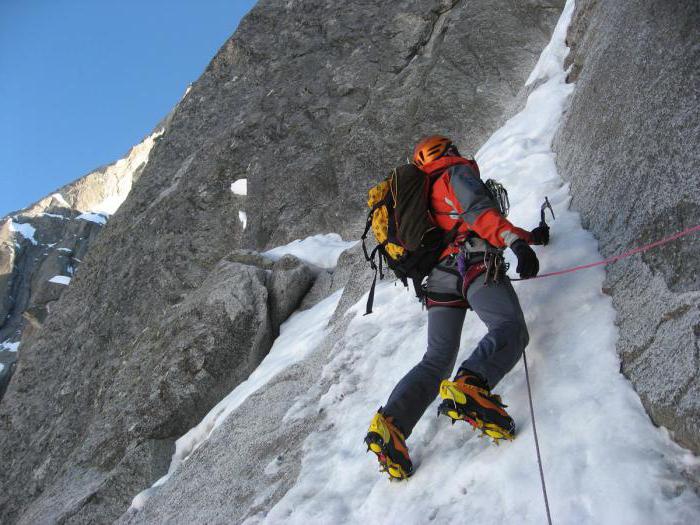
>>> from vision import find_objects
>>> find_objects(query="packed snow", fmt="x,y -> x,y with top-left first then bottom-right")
90,196 -> 123,216
76,212 -> 107,225
50,193 -> 71,208
130,288 -> 344,511
239,210 -> 248,229
0,341 -> 19,352
263,233 -> 358,269
247,2 -> 700,523
231,178 -> 248,195
48,276 -> 71,285
8,219 -> 38,245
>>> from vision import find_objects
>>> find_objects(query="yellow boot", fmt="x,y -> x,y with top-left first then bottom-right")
438,369 -> 515,443
364,409 -> 414,480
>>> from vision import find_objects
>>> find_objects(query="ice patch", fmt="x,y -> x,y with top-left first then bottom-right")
91,195 -> 125,216
130,289 -> 344,511
231,179 -> 248,195
526,0 -> 576,86
263,233 -> 357,269
76,212 -> 107,225
238,211 -> 247,229
48,276 -> 71,285
51,193 -> 71,208
0,341 -> 20,352
8,219 -> 37,245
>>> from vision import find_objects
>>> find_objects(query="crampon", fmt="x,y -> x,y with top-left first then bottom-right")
364,411 -> 414,480
437,377 -> 515,444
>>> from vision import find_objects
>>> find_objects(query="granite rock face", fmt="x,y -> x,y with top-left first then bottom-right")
554,0 -> 700,452
0,131 -> 162,400
267,254 -> 316,331
0,213 -> 103,397
0,250 -> 314,524
147,0 -> 563,251
1,0 -> 564,523
119,245 -> 375,525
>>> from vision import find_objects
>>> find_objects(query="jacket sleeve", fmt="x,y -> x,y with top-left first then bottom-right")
449,164 -> 532,248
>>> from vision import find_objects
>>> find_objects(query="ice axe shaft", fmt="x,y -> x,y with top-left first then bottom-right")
540,197 -> 554,227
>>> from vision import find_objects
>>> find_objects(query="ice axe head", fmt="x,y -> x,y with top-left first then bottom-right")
540,197 -> 555,226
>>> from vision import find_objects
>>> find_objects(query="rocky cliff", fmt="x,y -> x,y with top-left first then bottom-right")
554,0 -> 700,453
0,131 -> 161,398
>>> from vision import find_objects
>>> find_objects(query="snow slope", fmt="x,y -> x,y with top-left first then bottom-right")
263,233 -> 358,269
245,2 -> 700,523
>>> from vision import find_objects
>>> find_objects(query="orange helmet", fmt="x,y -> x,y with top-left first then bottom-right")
412,135 -> 453,168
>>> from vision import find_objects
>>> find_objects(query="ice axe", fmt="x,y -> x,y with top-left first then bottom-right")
540,197 -> 555,228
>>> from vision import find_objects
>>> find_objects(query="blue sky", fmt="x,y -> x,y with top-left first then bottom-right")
0,0 -> 257,217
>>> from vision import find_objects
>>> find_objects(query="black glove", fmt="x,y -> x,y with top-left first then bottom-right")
511,239 -> 539,278
530,224 -> 550,246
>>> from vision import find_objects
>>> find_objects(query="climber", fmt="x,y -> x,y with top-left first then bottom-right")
364,135 -> 550,480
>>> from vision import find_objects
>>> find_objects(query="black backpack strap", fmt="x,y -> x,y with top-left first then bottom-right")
361,202 -> 388,263
411,276 -> 424,300
365,266 -> 379,316
364,244 -> 385,315
361,211 -> 373,263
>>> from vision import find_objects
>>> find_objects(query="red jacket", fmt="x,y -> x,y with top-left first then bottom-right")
424,155 -> 532,258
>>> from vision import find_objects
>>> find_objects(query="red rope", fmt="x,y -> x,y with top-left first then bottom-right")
512,224 -> 700,282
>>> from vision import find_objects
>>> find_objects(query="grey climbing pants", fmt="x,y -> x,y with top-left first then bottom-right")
383,257 -> 529,437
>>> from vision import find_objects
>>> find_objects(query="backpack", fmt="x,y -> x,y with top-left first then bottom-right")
361,164 -> 460,315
